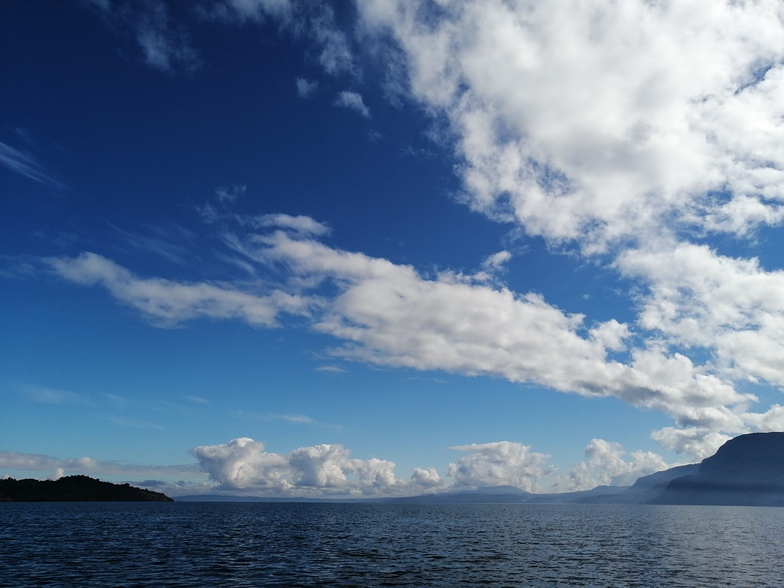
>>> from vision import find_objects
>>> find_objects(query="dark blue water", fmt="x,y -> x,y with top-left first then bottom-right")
1,502 -> 782,587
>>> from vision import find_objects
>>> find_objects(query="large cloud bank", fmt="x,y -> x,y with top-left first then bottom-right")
3,436 -> 665,496
190,436 -> 660,496
47,211 -> 784,459
358,0 -> 784,249
27,0 -> 784,486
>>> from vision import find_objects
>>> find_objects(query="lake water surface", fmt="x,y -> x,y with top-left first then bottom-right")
2,502 -> 782,587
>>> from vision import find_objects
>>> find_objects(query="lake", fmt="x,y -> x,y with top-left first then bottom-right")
2,502 -> 782,586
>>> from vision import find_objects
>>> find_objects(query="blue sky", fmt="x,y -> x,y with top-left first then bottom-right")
2,0 -> 784,498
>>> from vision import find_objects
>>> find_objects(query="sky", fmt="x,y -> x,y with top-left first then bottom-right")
2,0 -> 784,499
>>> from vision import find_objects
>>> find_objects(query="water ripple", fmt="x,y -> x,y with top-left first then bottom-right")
1,502 -> 783,587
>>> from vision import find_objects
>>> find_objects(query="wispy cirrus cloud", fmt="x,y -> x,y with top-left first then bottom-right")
231,410 -> 337,429
316,365 -> 347,374
0,140 -> 63,188
45,250 -> 310,328
87,0 -> 200,73
109,221 -> 196,266
22,384 -> 85,405
0,450 -> 200,480
203,0 -> 356,76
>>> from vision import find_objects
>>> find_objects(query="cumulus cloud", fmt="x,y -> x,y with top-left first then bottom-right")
650,427 -> 733,460
618,243 -> 784,387
447,442 -> 554,492
3,437 -> 676,497
334,91 -> 371,118
345,0 -> 784,458
555,438 -> 671,491
358,0 -> 784,250
191,437 -> 443,497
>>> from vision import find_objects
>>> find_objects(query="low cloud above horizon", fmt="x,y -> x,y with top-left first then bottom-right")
1,436 -> 671,498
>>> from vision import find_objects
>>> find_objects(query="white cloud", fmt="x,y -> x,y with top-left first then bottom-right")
480,250 -> 512,272
109,221 -> 194,266
358,0 -> 784,250
22,384 -> 84,405
277,414 -> 316,425
246,213 -> 331,236
207,0 -> 294,24
410,467 -> 442,488
208,0 -> 355,75
296,76 -> 318,97
618,243 -> 784,387
216,185 -> 246,204
446,441 -> 554,492
0,140 -> 62,188
248,229 -> 756,437
47,217 -> 775,461
650,427 -> 733,461
191,437 -> 442,496
3,438 -> 677,498
334,91 -> 371,118
555,438 -> 671,491
192,437 -> 291,491
0,450 -> 199,480
55,1 -> 784,463
307,5 -> 355,76
316,365 -> 347,374
47,252 -> 309,328
89,0 -> 200,73
343,0 -> 784,459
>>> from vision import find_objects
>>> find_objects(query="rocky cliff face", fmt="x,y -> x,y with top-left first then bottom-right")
651,433 -> 784,506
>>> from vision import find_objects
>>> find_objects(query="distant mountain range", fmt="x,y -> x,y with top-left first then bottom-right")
177,432 -> 784,506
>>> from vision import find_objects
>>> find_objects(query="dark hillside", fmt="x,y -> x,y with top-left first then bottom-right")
651,433 -> 784,506
0,475 -> 173,502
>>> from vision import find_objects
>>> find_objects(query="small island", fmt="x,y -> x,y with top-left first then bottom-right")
0,475 -> 173,502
